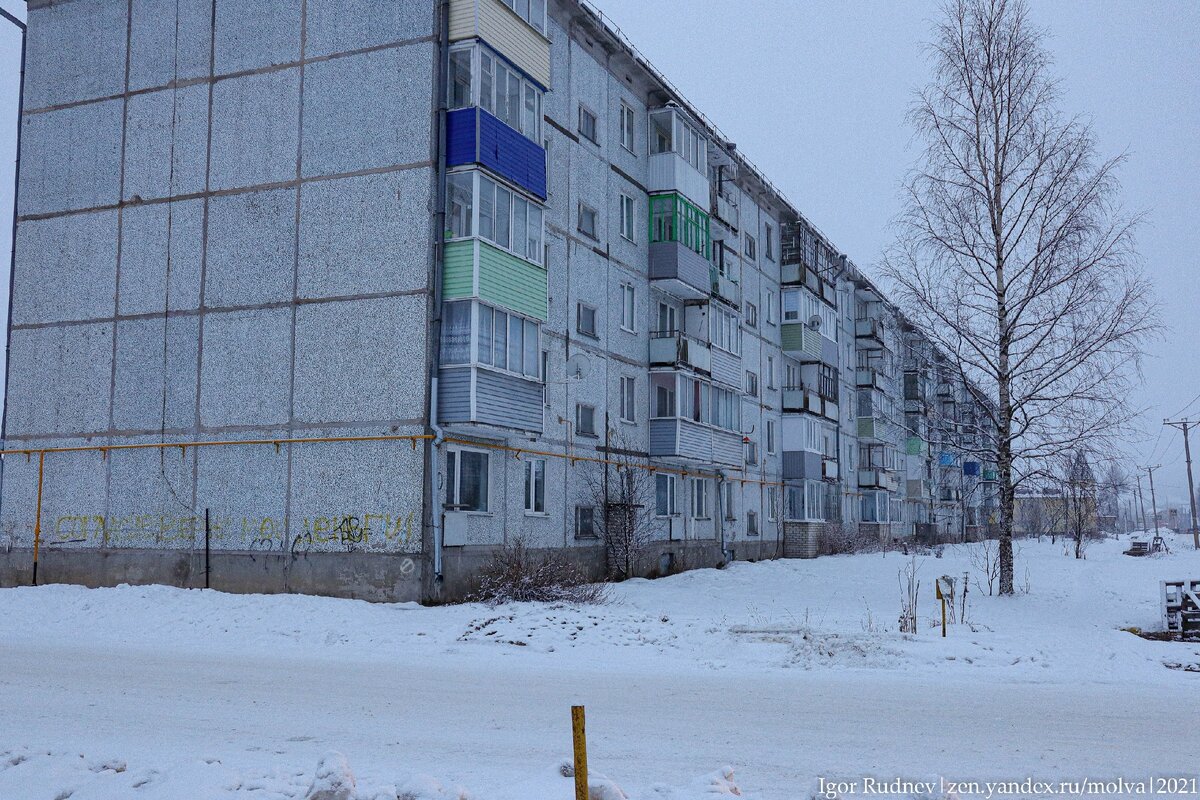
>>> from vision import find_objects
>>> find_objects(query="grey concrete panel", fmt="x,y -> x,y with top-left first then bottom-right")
19,100 -> 123,216
301,44 -> 433,177
4,324 -> 113,437
209,69 -> 300,192
205,188 -> 296,307
118,200 -> 205,316
213,0 -> 301,75
199,308 -> 292,428
129,0 -> 214,92
104,435 -> 200,550
304,0 -> 433,58
287,428 -> 425,554
297,169 -> 430,299
113,316 -> 200,432
12,210 -> 118,325
123,85 -> 211,202
0,436 -> 109,550
194,430 -> 290,552
292,295 -> 427,424
24,0 -> 128,110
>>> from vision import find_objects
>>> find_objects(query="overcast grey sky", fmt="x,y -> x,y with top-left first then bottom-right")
0,1 -> 1197,503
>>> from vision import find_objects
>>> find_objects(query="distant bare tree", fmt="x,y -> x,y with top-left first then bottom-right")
1096,461 -> 1129,533
883,0 -> 1159,594
1054,449 -> 1098,559
582,430 -> 657,580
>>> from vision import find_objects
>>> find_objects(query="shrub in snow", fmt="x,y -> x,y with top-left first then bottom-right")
306,752 -> 355,800
470,535 -> 608,605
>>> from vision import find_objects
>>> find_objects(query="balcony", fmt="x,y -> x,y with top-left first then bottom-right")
438,365 -> 543,433
649,418 -> 742,468
857,416 -> 894,442
442,239 -> 548,321
855,367 -> 881,389
822,458 -> 839,481
449,0 -> 551,88
713,192 -> 739,230
446,107 -> 547,200
649,240 -> 711,301
649,331 -> 711,374
855,318 -> 885,348
858,469 -> 887,489
710,267 -> 741,307
782,385 -> 838,421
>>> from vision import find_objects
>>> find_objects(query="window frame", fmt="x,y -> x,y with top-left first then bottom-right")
446,447 -> 490,514
447,42 -> 544,142
744,234 -> 756,261
524,458 -> 547,514
655,473 -> 678,517
445,169 -> 545,267
744,301 -> 758,329
619,193 -> 636,243
691,478 -> 709,519
619,375 -> 636,423
619,101 -> 637,153
576,302 -> 598,339
575,403 -> 597,437
575,505 -> 597,539
619,282 -> 636,332
500,0 -> 548,35
577,202 -> 599,240
578,103 -> 599,144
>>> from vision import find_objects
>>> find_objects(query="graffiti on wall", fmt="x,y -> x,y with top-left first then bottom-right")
41,511 -> 420,554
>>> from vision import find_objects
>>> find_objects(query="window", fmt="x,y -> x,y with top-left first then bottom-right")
655,474 -> 678,516
524,459 -> 546,513
576,506 -> 596,539
744,234 -> 756,261
722,481 -> 735,521
578,104 -> 598,144
746,440 -> 758,465
745,371 -> 759,398
619,194 -> 636,242
448,43 -> 543,142
578,203 -> 598,239
747,510 -> 759,537
500,0 -> 546,35
620,376 -> 636,423
711,306 -> 740,354
441,301 -> 541,379
445,171 -> 543,265
766,290 -> 777,324
783,290 -> 799,322
766,355 -> 775,389
619,283 -> 635,331
446,449 -> 489,512
657,302 -> 678,335
649,110 -> 706,172
710,385 -> 740,431
765,223 -> 774,261
619,102 -> 636,152
692,478 -> 708,519
744,302 -> 758,328
577,303 -> 597,338
649,193 -> 710,258
440,301 -> 472,364
653,378 -> 676,418
767,419 -> 776,455
576,403 -> 597,437
767,486 -> 778,521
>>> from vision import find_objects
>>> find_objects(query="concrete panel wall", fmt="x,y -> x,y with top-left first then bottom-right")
3,1 -> 438,599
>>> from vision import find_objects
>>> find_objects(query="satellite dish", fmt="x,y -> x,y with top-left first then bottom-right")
807,314 -> 822,331
565,353 -> 591,381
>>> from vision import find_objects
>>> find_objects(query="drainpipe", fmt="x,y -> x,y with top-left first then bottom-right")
427,0 -> 451,592
715,469 -> 729,561
1,7 -> 27,451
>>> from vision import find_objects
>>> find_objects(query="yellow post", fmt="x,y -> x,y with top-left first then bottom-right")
571,705 -> 588,800
941,596 -> 947,638
32,450 -> 45,586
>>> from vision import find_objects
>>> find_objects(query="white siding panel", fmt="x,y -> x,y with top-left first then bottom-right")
477,0 -> 552,88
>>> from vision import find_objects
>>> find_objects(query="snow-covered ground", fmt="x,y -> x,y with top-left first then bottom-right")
1,532 -> 1198,799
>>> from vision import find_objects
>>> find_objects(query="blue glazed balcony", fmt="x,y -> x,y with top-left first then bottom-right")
447,107 -> 547,200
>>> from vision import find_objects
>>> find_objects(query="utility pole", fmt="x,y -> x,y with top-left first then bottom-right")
1144,465 -> 1162,538
1135,473 -> 1149,534
1164,419 -> 1200,550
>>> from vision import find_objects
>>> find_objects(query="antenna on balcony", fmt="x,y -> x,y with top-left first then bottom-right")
807,314 -> 822,331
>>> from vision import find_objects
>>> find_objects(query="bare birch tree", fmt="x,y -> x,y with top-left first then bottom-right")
883,0 -> 1158,593
581,430 -> 658,580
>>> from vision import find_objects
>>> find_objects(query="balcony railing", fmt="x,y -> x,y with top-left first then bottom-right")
855,367 -> 881,388
649,331 -> 711,374
854,318 -> 885,347
710,267 -> 741,306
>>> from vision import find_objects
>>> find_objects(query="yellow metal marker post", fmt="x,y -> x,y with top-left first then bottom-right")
936,577 -> 949,638
571,705 -> 588,800
32,450 -> 44,586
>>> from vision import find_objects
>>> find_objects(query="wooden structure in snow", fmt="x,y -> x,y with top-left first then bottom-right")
1161,579 -> 1200,635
